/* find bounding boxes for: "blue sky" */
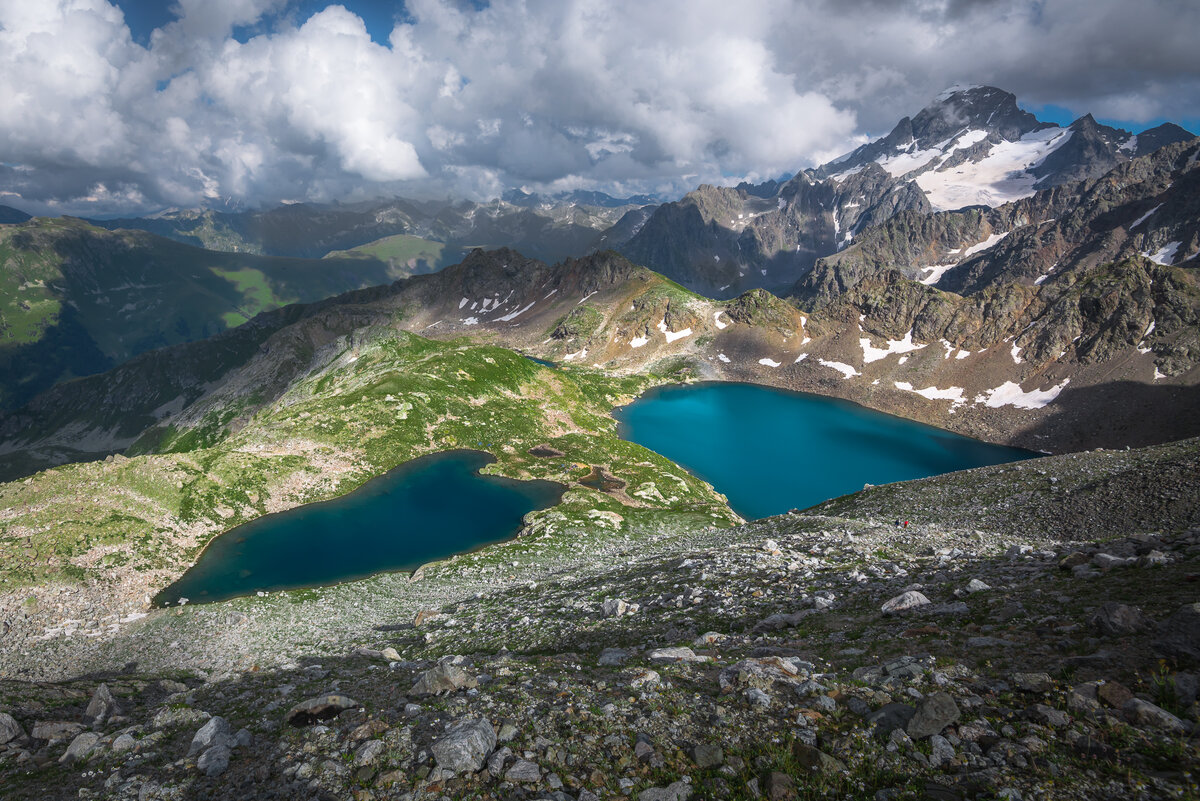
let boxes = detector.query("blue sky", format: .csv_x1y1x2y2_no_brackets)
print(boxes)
2,1,1198,216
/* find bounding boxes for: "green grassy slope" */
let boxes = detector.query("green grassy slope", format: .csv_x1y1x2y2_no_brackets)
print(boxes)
0,330,737,595
0,217,399,410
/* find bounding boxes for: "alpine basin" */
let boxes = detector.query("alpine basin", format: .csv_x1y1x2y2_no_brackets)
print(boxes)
155,450,564,606
614,382,1035,520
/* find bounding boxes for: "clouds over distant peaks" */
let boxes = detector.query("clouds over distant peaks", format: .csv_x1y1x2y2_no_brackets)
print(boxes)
0,0,1197,215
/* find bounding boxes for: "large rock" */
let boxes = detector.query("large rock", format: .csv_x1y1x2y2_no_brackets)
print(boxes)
505,758,542,782
59,732,100,764
906,692,960,739
792,743,846,772
866,703,916,738
1091,602,1152,637
881,591,931,615
0,712,23,745
639,781,692,801
31,721,84,742
410,663,478,696
188,716,233,758
1123,698,1187,732
197,745,231,777
285,694,361,726
1154,603,1200,663
84,683,122,726
431,717,496,775
647,647,711,664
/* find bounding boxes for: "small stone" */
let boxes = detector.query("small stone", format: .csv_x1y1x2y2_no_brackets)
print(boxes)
111,733,136,753
380,647,402,662
882,591,931,615
1097,681,1134,709
505,758,542,783
1010,672,1054,693
430,717,496,775
355,740,386,766
764,771,798,800
647,646,710,663
286,694,361,726
906,693,960,739
59,732,100,765
602,598,632,618
690,743,723,767
1026,704,1070,728
792,743,846,772
410,663,477,696
599,648,631,666
1092,553,1132,569
928,734,955,768
965,579,991,593
486,745,512,776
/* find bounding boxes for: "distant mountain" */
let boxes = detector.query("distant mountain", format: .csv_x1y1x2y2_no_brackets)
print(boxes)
92,195,640,265
501,188,661,208
0,217,406,411
616,86,1195,298
0,205,31,224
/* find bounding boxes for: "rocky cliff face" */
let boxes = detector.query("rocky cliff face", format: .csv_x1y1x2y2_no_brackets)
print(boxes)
616,87,1194,299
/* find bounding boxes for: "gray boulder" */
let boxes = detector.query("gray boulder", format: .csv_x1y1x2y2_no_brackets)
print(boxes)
1154,603,1200,663
866,703,916,737
0,712,23,745
410,663,478,696
59,732,100,765
906,692,960,739
1091,602,1152,637
1123,698,1187,732
505,758,542,782
431,717,496,774
188,716,233,758
197,744,231,777
84,683,122,725
285,694,361,726
881,591,930,615
639,781,692,801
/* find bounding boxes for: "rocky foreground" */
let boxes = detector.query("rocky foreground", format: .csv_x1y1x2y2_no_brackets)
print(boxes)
2,441,1200,800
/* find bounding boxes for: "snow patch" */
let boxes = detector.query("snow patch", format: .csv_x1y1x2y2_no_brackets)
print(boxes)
1129,204,1162,229
629,335,649,348
818,359,860,379
657,319,691,343
979,379,1069,410
717,353,731,363
758,358,782,368
713,311,728,329
1143,241,1182,265
964,232,1009,257
1010,342,1023,364
894,381,967,406
498,301,536,322
461,316,479,326
916,127,1073,211
562,348,587,362
458,297,468,309
577,291,598,305
860,329,926,363
918,264,957,285
794,353,808,362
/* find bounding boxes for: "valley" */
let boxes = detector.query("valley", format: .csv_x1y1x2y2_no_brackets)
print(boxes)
0,83,1198,801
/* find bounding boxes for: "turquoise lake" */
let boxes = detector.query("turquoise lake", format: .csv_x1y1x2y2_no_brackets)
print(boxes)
614,382,1035,520
155,450,564,606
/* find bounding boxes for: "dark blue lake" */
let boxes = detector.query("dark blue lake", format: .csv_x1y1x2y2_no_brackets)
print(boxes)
614,382,1035,520
155,450,564,605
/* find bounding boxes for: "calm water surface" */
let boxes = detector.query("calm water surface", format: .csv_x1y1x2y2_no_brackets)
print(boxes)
614,382,1035,520
156,450,563,605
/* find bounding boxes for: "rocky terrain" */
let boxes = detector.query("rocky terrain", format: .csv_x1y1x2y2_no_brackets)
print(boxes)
1,438,1198,800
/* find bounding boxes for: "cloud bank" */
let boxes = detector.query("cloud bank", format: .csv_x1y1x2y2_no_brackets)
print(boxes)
1,0,1198,215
